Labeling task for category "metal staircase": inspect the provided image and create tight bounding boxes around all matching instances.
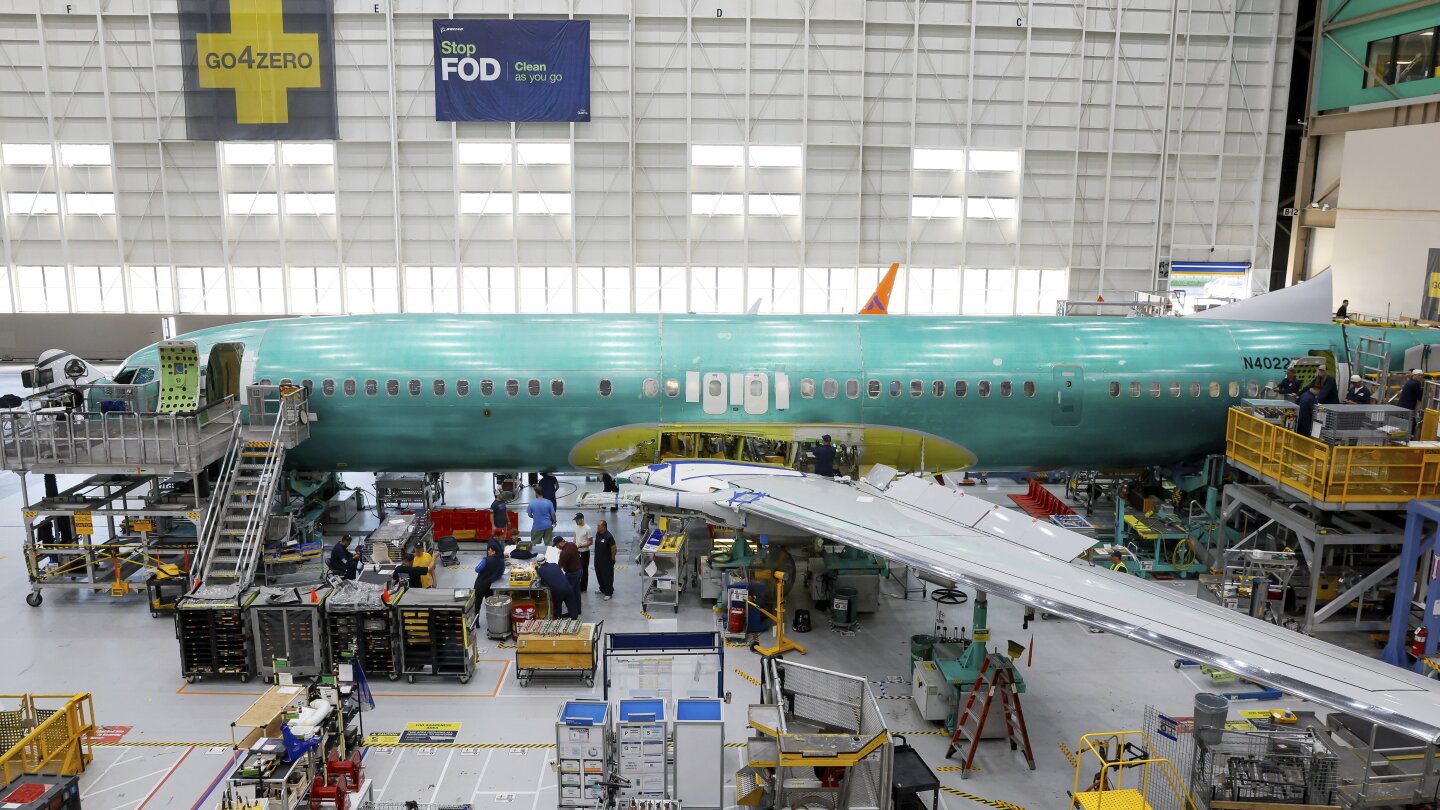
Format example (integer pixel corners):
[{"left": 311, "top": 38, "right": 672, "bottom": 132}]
[
  {"left": 188, "top": 385, "right": 310, "bottom": 600},
  {"left": 1351, "top": 332, "right": 1392, "bottom": 400}
]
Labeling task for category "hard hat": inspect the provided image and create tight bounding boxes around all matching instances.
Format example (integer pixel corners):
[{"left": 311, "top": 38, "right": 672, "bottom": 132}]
[
  {"left": 1351, "top": 375, "right": 1362, "bottom": 382},
  {"left": 1413, "top": 369, "right": 1426, "bottom": 375}
]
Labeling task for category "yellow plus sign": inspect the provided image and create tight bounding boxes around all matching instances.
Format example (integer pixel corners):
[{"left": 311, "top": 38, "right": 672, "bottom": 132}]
[{"left": 195, "top": 0, "right": 321, "bottom": 125}]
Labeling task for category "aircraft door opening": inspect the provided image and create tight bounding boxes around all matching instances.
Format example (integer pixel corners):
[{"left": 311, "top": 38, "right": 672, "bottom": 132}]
[
  {"left": 744, "top": 372, "right": 769, "bottom": 415},
  {"left": 206, "top": 342, "right": 244, "bottom": 406},
  {"left": 1052, "top": 365, "right": 1083, "bottom": 426},
  {"left": 703, "top": 372, "right": 727, "bottom": 415}
]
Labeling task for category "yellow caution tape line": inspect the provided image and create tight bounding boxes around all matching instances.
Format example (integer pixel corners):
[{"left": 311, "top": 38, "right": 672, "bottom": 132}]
[
  {"left": 896, "top": 730, "right": 947, "bottom": 736},
  {"left": 363, "top": 739, "right": 555, "bottom": 749},
  {"left": 640, "top": 610, "right": 653, "bottom": 619},
  {"left": 92, "top": 741, "right": 223, "bottom": 747},
  {"left": 877, "top": 695, "right": 913, "bottom": 701},
  {"left": 935, "top": 765, "right": 981, "bottom": 773},
  {"left": 497, "top": 642, "right": 517, "bottom": 649},
  {"left": 733, "top": 668, "right": 761, "bottom": 686},
  {"left": 939, "top": 786, "right": 1026, "bottom": 810},
  {"left": 1058, "top": 741, "right": 1078, "bottom": 768},
  {"left": 724, "top": 742, "right": 747, "bottom": 748}
]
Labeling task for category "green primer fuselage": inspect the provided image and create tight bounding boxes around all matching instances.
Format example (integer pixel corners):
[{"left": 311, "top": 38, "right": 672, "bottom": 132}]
[{"left": 116, "top": 314, "right": 1427, "bottom": 472}]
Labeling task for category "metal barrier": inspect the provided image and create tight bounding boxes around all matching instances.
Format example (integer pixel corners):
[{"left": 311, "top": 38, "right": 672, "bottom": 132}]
[
  {"left": 0, "top": 693, "right": 95, "bottom": 784},
  {"left": 245, "top": 385, "right": 310, "bottom": 448},
  {"left": 1071, "top": 730, "right": 1199, "bottom": 810},
  {"left": 1226, "top": 407, "right": 1440, "bottom": 507},
  {"left": 0, "top": 394, "right": 238, "bottom": 474}
]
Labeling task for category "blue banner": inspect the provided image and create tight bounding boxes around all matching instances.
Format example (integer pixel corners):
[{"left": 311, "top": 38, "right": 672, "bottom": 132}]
[{"left": 434, "top": 20, "right": 590, "bottom": 123}]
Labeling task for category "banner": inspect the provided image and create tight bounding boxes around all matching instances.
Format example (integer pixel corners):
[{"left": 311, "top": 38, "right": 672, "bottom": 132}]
[
  {"left": 1422, "top": 249, "right": 1440, "bottom": 322},
  {"left": 1169, "top": 261, "right": 1250, "bottom": 312},
  {"left": 434, "top": 20, "right": 590, "bottom": 122},
  {"left": 179, "top": 0, "right": 338, "bottom": 141}
]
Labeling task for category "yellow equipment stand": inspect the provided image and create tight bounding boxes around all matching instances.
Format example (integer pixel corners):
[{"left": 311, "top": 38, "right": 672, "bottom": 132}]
[
  {"left": 1070, "top": 731, "right": 1198, "bottom": 810},
  {"left": 749, "top": 571, "right": 806, "bottom": 657}
]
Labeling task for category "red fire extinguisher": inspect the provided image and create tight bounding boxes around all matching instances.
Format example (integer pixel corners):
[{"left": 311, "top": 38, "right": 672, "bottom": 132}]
[{"left": 1412, "top": 625, "right": 1428, "bottom": 658}]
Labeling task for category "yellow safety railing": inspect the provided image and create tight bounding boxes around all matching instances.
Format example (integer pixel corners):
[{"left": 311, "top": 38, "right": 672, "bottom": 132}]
[
  {"left": 1226, "top": 408, "right": 1440, "bottom": 506},
  {"left": 1072, "top": 730, "right": 1199, "bottom": 810},
  {"left": 1423, "top": 409, "right": 1439, "bottom": 442},
  {"left": 0, "top": 693, "right": 95, "bottom": 784}
]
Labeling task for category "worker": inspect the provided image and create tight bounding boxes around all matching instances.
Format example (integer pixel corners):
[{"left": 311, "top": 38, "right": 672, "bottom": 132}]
[
  {"left": 1108, "top": 550, "right": 1128, "bottom": 573},
  {"left": 811, "top": 434, "right": 837, "bottom": 477},
  {"left": 1335, "top": 299, "right": 1349, "bottom": 319},
  {"left": 327, "top": 535, "right": 359, "bottom": 580},
  {"left": 572, "top": 513, "right": 595, "bottom": 592},
  {"left": 490, "top": 495, "right": 511, "bottom": 540},
  {"left": 1397, "top": 369, "right": 1426, "bottom": 411},
  {"left": 473, "top": 548, "right": 504, "bottom": 598},
  {"left": 536, "top": 554, "right": 580, "bottom": 619},
  {"left": 410, "top": 542, "right": 435, "bottom": 588},
  {"left": 556, "top": 535, "right": 583, "bottom": 612},
  {"left": 538, "top": 472, "right": 559, "bottom": 510},
  {"left": 390, "top": 554, "right": 429, "bottom": 589},
  {"left": 601, "top": 473, "right": 620, "bottom": 510},
  {"left": 593, "top": 519, "right": 617, "bottom": 601},
  {"left": 1296, "top": 382, "right": 1320, "bottom": 438},
  {"left": 1345, "top": 375, "right": 1373, "bottom": 405},
  {"left": 1274, "top": 367, "right": 1301, "bottom": 399},
  {"left": 1313, "top": 365, "right": 1339, "bottom": 405},
  {"left": 527, "top": 493, "right": 556, "bottom": 545}
]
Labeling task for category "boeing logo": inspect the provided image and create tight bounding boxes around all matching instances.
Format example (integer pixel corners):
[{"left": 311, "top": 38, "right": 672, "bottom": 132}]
[{"left": 439, "top": 26, "right": 464, "bottom": 32}]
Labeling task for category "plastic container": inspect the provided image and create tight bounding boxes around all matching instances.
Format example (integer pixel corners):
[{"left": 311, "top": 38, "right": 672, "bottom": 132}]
[
  {"left": 511, "top": 602, "right": 537, "bottom": 624},
  {"left": 910, "top": 633, "right": 936, "bottom": 661},
  {"left": 831, "top": 586, "right": 859, "bottom": 628},
  {"left": 485, "top": 595, "right": 513, "bottom": 639}
]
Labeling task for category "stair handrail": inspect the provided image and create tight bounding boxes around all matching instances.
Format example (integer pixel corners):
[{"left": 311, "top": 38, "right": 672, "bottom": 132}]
[
  {"left": 228, "top": 388, "right": 302, "bottom": 590},
  {"left": 189, "top": 417, "right": 242, "bottom": 591}
]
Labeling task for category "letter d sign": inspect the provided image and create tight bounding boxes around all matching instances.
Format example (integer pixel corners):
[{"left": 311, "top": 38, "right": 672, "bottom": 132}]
[{"left": 441, "top": 56, "right": 501, "bottom": 81}]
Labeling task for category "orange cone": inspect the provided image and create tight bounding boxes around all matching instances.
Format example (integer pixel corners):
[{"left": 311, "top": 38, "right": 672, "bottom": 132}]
[
  {"left": 381, "top": 587, "right": 391, "bottom": 604},
  {"left": 310, "top": 588, "right": 318, "bottom": 603}
]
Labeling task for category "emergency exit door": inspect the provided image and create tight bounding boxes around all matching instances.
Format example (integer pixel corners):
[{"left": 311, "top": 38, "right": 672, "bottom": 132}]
[{"left": 1052, "top": 365, "right": 1083, "bottom": 426}]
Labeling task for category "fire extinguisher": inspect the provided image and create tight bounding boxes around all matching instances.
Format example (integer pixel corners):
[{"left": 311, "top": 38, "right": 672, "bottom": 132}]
[
  {"left": 728, "top": 591, "right": 747, "bottom": 634},
  {"left": 1412, "top": 625, "right": 1428, "bottom": 659}
]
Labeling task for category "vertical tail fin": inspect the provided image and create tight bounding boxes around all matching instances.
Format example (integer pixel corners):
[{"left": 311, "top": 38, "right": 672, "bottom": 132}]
[{"left": 860, "top": 263, "right": 900, "bottom": 315}]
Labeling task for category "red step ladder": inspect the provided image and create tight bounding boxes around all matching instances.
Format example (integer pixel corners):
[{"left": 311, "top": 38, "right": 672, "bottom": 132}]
[
  {"left": 944, "top": 653, "right": 1036, "bottom": 778},
  {"left": 1009, "top": 479, "right": 1076, "bottom": 519}
]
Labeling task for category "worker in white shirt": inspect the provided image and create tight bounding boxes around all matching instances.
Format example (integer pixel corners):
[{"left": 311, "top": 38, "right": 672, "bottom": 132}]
[{"left": 572, "top": 512, "right": 596, "bottom": 592}]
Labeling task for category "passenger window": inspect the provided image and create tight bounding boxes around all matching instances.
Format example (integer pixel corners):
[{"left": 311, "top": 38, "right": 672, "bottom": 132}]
[
  {"left": 280, "top": 378, "right": 293, "bottom": 385},
  {"left": 456, "top": 380, "right": 470, "bottom": 397},
  {"left": 408, "top": 379, "right": 421, "bottom": 397},
  {"left": 715, "top": 380, "right": 727, "bottom": 398},
  {"left": 867, "top": 380, "right": 881, "bottom": 399},
  {"left": 301, "top": 379, "right": 314, "bottom": 394},
  {"left": 505, "top": 379, "right": 520, "bottom": 397},
  {"left": 480, "top": 379, "right": 495, "bottom": 397},
  {"left": 322, "top": 379, "right": 335, "bottom": 397},
  {"left": 889, "top": 380, "right": 902, "bottom": 397},
  {"left": 259, "top": 378, "right": 272, "bottom": 386},
  {"left": 528, "top": 379, "right": 541, "bottom": 397},
  {"left": 343, "top": 379, "right": 356, "bottom": 396},
  {"left": 433, "top": 380, "right": 445, "bottom": 397},
  {"left": 1189, "top": 381, "right": 1200, "bottom": 398},
  {"left": 846, "top": 379, "right": 860, "bottom": 399},
  {"left": 1149, "top": 382, "right": 1161, "bottom": 398},
  {"left": 800, "top": 378, "right": 815, "bottom": 399},
  {"left": 1023, "top": 381, "right": 1035, "bottom": 397},
  {"left": 1247, "top": 380, "right": 1260, "bottom": 397},
  {"left": 1228, "top": 381, "right": 1240, "bottom": 397},
  {"left": 956, "top": 381, "right": 967, "bottom": 397},
  {"left": 1208, "top": 381, "right": 1220, "bottom": 398},
  {"left": 910, "top": 380, "right": 923, "bottom": 398},
  {"left": 1129, "top": 381, "right": 1140, "bottom": 398},
  {"left": 1000, "top": 381, "right": 1012, "bottom": 397},
  {"left": 1169, "top": 381, "right": 1181, "bottom": 398},
  {"left": 364, "top": 379, "right": 377, "bottom": 396},
  {"left": 386, "top": 379, "right": 400, "bottom": 396},
  {"left": 599, "top": 379, "right": 612, "bottom": 397},
  {"left": 978, "top": 380, "right": 991, "bottom": 398},
  {"left": 1109, "top": 381, "right": 1120, "bottom": 397},
  {"left": 551, "top": 379, "right": 564, "bottom": 397},
  {"left": 643, "top": 378, "right": 659, "bottom": 397},
  {"left": 933, "top": 380, "right": 945, "bottom": 398},
  {"left": 823, "top": 379, "right": 838, "bottom": 399}
]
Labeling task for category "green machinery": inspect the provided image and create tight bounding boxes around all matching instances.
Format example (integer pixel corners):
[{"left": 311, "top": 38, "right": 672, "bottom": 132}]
[{"left": 926, "top": 593, "right": 1026, "bottom": 733}]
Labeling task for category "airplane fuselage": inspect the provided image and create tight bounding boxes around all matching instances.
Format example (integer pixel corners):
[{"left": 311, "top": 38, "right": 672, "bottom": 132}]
[{"left": 113, "top": 314, "right": 1431, "bottom": 473}]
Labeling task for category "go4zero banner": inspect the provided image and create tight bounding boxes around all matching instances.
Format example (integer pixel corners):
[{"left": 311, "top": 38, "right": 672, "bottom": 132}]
[
  {"left": 434, "top": 19, "right": 590, "bottom": 122},
  {"left": 179, "top": 0, "right": 338, "bottom": 140}
]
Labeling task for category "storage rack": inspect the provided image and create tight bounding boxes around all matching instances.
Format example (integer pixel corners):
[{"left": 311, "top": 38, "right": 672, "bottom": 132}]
[
  {"left": 176, "top": 589, "right": 258, "bottom": 683},
  {"left": 396, "top": 588, "right": 477, "bottom": 683},
  {"left": 250, "top": 586, "right": 329, "bottom": 681},
  {"left": 615, "top": 699, "right": 670, "bottom": 800},
  {"left": 326, "top": 583, "right": 405, "bottom": 681},
  {"left": 556, "top": 700, "right": 611, "bottom": 808}
]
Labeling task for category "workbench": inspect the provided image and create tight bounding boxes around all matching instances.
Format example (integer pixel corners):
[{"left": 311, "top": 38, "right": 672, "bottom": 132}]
[
  {"left": 231, "top": 684, "right": 309, "bottom": 749},
  {"left": 491, "top": 556, "right": 553, "bottom": 619}
]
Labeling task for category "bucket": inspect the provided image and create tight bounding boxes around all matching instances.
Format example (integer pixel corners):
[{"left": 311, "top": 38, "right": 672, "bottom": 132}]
[
  {"left": 831, "top": 586, "right": 859, "bottom": 628},
  {"left": 1193, "top": 692, "right": 1230, "bottom": 745},
  {"left": 485, "top": 595, "right": 513, "bottom": 638},
  {"left": 910, "top": 633, "right": 936, "bottom": 662},
  {"left": 511, "top": 602, "right": 537, "bottom": 625}
]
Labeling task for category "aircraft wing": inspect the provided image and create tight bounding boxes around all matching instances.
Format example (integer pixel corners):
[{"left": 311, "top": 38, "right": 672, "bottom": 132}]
[{"left": 633, "top": 463, "right": 1440, "bottom": 743}]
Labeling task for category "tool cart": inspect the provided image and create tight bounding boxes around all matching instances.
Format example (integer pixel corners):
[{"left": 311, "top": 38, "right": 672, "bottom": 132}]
[
  {"left": 640, "top": 530, "right": 685, "bottom": 613},
  {"left": 326, "top": 583, "right": 405, "bottom": 680},
  {"left": 397, "top": 588, "right": 477, "bottom": 683},
  {"left": 250, "top": 586, "right": 329, "bottom": 681},
  {"left": 176, "top": 589, "right": 258, "bottom": 683},
  {"left": 515, "top": 619, "right": 603, "bottom": 687}
]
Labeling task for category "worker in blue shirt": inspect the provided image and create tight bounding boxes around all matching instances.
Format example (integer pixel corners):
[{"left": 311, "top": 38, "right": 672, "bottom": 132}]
[
  {"left": 327, "top": 535, "right": 358, "bottom": 580},
  {"left": 538, "top": 472, "right": 559, "bottom": 510},
  {"left": 1313, "top": 365, "right": 1339, "bottom": 405},
  {"left": 536, "top": 558, "right": 580, "bottom": 619},
  {"left": 811, "top": 435, "right": 837, "bottom": 477},
  {"left": 473, "top": 548, "right": 504, "bottom": 598},
  {"left": 490, "top": 495, "right": 511, "bottom": 540},
  {"left": 1296, "top": 382, "right": 1320, "bottom": 438},
  {"left": 1345, "top": 375, "right": 1373, "bottom": 405},
  {"left": 1274, "top": 368, "right": 1301, "bottom": 399},
  {"left": 527, "top": 496, "right": 556, "bottom": 545},
  {"left": 1397, "top": 369, "right": 1426, "bottom": 410}
]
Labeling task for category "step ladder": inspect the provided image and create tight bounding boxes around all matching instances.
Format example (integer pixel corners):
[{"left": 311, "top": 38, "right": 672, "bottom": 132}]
[
  {"left": 944, "top": 653, "right": 1035, "bottom": 778},
  {"left": 188, "top": 427, "right": 288, "bottom": 600},
  {"left": 1351, "top": 332, "right": 1392, "bottom": 400}
]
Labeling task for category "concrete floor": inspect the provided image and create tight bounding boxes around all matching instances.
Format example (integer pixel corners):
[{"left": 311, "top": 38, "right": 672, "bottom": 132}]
[{"left": 1, "top": 466, "right": 1328, "bottom": 810}]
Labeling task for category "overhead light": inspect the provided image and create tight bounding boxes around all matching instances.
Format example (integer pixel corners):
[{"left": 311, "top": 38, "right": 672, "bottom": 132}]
[
  {"left": 913, "top": 148, "right": 965, "bottom": 170},
  {"left": 3, "top": 144, "right": 53, "bottom": 166},
  {"left": 691, "top": 145, "right": 745, "bottom": 167},
  {"left": 749, "top": 145, "right": 802, "bottom": 168},
  {"left": 911, "top": 196, "right": 964, "bottom": 218},
  {"left": 458, "top": 143, "right": 513, "bottom": 165},
  {"left": 60, "top": 144, "right": 112, "bottom": 166}
]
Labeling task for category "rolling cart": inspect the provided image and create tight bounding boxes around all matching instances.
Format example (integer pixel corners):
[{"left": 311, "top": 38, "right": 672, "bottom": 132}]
[
  {"left": 326, "top": 584, "right": 405, "bottom": 681},
  {"left": 515, "top": 620, "right": 603, "bottom": 687},
  {"left": 176, "top": 589, "right": 258, "bottom": 683},
  {"left": 250, "top": 586, "right": 329, "bottom": 681},
  {"left": 397, "top": 588, "right": 477, "bottom": 683},
  {"left": 641, "top": 531, "right": 685, "bottom": 614}
]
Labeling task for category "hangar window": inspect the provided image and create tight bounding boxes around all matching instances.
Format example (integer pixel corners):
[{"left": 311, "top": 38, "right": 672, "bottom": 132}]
[
  {"left": 910, "top": 380, "right": 923, "bottom": 398},
  {"left": 1129, "top": 381, "right": 1141, "bottom": 398},
  {"left": 480, "top": 379, "right": 495, "bottom": 397},
  {"left": 1149, "top": 382, "right": 1161, "bottom": 398},
  {"left": 1246, "top": 380, "right": 1260, "bottom": 397},
  {"left": 1189, "top": 381, "right": 1200, "bottom": 398},
  {"left": 364, "top": 379, "right": 377, "bottom": 396},
  {"left": 1208, "top": 381, "right": 1220, "bottom": 397},
  {"left": 1023, "top": 381, "right": 1035, "bottom": 397},
  {"left": 1169, "top": 381, "right": 1181, "bottom": 398},
  {"left": 643, "top": 378, "right": 659, "bottom": 398},
  {"left": 956, "top": 380, "right": 967, "bottom": 397},
  {"left": 505, "top": 379, "right": 519, "bottom": 397},
  {"left": 978, "top": 380, "right": 991, "bottom": 398},
  {"left": 933, "top": 380, "right": 945, "bottom": 397},
  {"left": 1109, "top": 381, "right": 1120, "bottom": 397},
  {"left": 669, "top": 379, "right": 682, "bottom": 397},
  {"left": 1000, "top": 381, "right": 1013, "bottom": 397},
  {"left": 384, "top": 379, "right": 399, "bottom": 396},
  {"left": 845, "top": 379, "right": 860, "bottom": 399},
  {"left": 551, "top": 379, "right": 564, "bottom": 397},
  {"left": 823, "top": 379, "right": 838, "bottom": 399},
  {"left": 408, "top": 379, "right": 421, "bottom": 397},
  {"left": 867, "top": 380, "right": 881, "bottom": 398},
  {"left": 456, "top": 380, "right": 470, "bottom": 397},
  {"left": 433, "top": 380, "right": 445, "bottom": 396},
  {"left": 528, "top": 379, "right": 541, "bottom": 397},
  {"left": 800, "top": 378, "right": 815, "bottom": 399},
  {"left": 322, "top": 379, "right": 335, "bottom": 397},
  {"left": 1228, "top": 381, "right": 1239, "bottom": 397},
  {"left": 599, "top": 379, "right": 612, "bottom": 397},
  {"left": 343, "top": 379, "right": 356, "bottom": 396},
  {"left": 890, "top": 380, "right": 902, "bottom": 397}
]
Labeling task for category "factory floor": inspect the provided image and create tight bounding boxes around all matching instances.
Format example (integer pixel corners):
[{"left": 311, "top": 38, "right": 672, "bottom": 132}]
[{"left": 0, "top": 471, "right": 1323, "bottom": 810}]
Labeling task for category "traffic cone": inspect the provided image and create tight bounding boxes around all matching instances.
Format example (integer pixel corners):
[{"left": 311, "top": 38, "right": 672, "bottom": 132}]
[
  {"left": 381, "top": 587, "right": 391, "bottom": 604},
  {"left": 310, "top": 587, "right": 318, "bottom": 603}
]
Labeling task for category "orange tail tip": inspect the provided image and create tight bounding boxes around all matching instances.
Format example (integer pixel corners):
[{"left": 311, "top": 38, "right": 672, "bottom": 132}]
[{"left": 860, "top": 263, "right": 900, "bottom": 315}]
